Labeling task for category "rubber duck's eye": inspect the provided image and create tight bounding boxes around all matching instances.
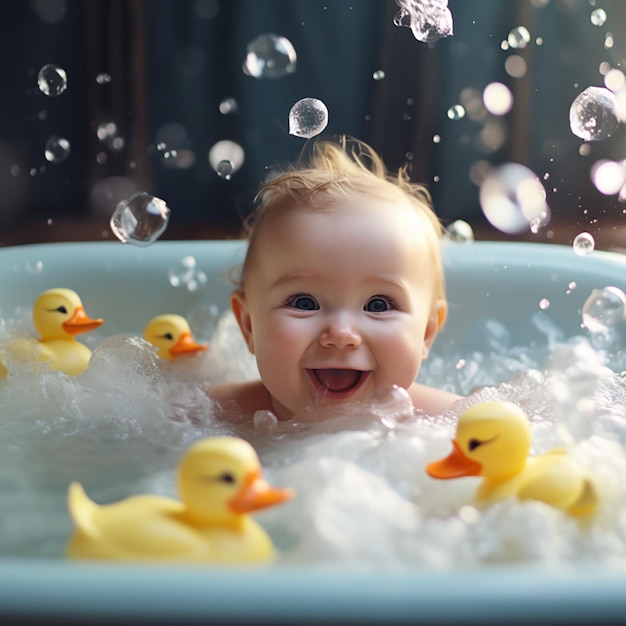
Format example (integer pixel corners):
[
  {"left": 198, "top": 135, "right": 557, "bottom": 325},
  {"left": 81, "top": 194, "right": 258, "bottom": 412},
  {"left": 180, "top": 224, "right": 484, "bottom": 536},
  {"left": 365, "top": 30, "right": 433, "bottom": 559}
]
[
  {"left": 161, "top": 332, "right": 174, "bottom": 341},
  {"left": 468, "top": 438, "right": 482, "bottom": 451},
  {"left": 48, "top": 305, "right": 67, "bottom": 314},
  {"left": 218, "top": 472, "right": 235, "bottom": 484}
]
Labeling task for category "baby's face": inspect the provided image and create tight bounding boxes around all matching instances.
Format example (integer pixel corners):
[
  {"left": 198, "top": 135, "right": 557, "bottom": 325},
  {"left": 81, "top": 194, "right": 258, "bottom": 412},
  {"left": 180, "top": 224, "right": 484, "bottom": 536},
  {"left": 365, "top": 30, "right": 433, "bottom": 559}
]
[{"left": 232, "top": 198, "right": 443, "bottom": 420}]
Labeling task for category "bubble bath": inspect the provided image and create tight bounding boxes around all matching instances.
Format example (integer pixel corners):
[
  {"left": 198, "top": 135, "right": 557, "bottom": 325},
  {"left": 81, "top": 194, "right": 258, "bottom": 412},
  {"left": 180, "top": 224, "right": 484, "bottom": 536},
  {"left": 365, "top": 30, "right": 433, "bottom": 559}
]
[{"left": 1, "top": 240, "right": 626, "bottom": 623}]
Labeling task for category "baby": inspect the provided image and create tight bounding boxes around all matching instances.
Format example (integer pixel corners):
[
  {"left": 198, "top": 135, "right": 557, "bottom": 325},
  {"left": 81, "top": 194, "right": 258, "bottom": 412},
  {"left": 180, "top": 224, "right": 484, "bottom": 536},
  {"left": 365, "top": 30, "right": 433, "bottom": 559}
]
[{"left": 207, "top": 136, "right": 461, "bottom": 421}]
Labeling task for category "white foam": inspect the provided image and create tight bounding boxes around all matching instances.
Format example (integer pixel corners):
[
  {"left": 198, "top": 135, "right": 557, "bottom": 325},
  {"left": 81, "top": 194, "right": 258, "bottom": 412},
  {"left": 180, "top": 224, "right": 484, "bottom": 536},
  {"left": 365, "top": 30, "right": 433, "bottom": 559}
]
[{"left": 1, "top": 310, "right": 626, "bottom": 571}]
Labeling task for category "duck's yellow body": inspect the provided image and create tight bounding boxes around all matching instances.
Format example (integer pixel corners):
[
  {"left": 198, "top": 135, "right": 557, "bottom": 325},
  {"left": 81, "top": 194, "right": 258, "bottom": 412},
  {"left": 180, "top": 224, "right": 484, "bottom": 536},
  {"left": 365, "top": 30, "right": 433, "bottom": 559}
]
[
  {"left": 142, "top": 314, "right": 208, "bottom": 361},
  {"left": 67, "top": 436, "right": 294, "bottom": 564},
  {"left": 2, "top": 288, "right": 103, "bottom": 377},
  {"left": 426, "top": 401, "right": 598, "bottom": 517}
]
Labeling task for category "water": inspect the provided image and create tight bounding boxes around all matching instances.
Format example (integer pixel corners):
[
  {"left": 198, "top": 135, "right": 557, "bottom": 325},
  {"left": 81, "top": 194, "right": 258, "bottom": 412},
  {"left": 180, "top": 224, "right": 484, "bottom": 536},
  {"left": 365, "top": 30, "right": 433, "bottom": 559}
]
[
  {"left": 569, "top": 86, "right": 620, "bottom": 142},
  {"left": 167, "top": 255, "right": 208, "bottom": 292},
  {"left": 110, "top": 192, "right": 171, "bottom": 247},
  {"left": 288, "top": 98, "right": 329, "bottom": 139},
  {"left": 1, "top": 304, "right": 626, "bottom": 569},
  {"left": 393, "top": 0, "right": 453, "bottom": 44}
]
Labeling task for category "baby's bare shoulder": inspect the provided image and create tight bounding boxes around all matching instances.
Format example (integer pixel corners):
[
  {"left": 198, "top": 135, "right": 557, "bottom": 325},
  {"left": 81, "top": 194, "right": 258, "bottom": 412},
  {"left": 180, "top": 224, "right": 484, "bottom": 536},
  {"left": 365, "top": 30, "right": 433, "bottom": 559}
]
[
  {"left": 205, "top": 380, "right": 271, "bottom": 418},
  {"left": 408, "top": 382, "right": 463, "bottom": 416}
]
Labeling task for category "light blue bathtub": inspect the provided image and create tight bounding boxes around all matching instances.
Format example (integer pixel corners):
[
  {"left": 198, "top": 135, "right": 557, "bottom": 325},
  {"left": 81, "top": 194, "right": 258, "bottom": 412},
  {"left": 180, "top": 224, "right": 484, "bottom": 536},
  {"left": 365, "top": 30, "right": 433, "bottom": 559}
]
[{"left": 1, "top": 239, "right": 626, "bottom": 624}]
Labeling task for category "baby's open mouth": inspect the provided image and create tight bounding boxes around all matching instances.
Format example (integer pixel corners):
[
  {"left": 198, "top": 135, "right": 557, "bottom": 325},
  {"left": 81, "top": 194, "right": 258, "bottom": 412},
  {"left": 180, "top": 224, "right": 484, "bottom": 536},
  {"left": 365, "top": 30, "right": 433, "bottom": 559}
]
[{"left": 309, "top": 369, "right": 368, "bottom": 394}]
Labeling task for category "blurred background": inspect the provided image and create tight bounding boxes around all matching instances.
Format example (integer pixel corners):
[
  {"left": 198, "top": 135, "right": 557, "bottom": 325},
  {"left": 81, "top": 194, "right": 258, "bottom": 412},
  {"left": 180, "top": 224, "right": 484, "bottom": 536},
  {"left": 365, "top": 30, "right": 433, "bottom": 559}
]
[{"left": 0, "top": 0, "right": 624, "bottom": 251}]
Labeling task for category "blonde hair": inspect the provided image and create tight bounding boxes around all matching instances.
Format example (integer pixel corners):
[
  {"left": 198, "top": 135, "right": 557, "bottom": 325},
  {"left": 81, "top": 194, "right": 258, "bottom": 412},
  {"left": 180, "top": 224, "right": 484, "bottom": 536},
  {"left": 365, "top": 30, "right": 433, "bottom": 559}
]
[{"left": 237, "top": 136, "right": 446, "bottom": 310}]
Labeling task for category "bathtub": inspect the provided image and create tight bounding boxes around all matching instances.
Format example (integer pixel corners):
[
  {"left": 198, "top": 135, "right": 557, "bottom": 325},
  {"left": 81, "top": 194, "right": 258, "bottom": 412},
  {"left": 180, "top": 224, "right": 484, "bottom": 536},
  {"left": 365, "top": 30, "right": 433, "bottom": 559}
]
[{"left": 1, "top": 239, "right": 626, "bottom": 625}]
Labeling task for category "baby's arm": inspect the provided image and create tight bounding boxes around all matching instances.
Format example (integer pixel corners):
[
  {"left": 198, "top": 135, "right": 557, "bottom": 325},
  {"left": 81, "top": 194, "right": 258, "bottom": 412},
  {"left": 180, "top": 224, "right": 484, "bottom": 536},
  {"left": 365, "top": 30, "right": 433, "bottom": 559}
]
[{"left": 408, "top": 382, "right": 463, "bottom": 416}]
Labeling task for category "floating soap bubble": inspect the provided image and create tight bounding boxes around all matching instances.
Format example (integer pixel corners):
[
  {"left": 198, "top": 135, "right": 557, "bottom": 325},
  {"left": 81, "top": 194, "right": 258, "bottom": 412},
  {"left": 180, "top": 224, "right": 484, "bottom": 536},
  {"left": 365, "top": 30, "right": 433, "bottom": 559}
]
[
  {"left": 479, "top": 163, "right": 550, "bottom": 234},
  {"left": 447, "top": 104, "right": 465, "bottom": 120},
  {"left": 373, "top": 70, "right": 385, "bottom": 80},
  {"left": 44, "top": 135, "right": 70, "bottom": 163},
  {"left": 215, "top": 160, "right": 234, "bottom": 180},
  {"left": 370, "top": 385, "right": 414, "bottom": 429},
  {"left": 208, "top": 140, "right": 244, "bottom": 178},
  {"left": 573, "top": 232, "right": 595, "bottom": 256},
  {"left": 507, "top": 26, "right": 531, "bottom": 49},
  {"left": 243, "top": 33, "right": 296, "bottom": 79},
  {"left": 483, "top": 82, "right": 513, "bottom": 116},
  {"left": 393, "top": 0, "right": 453, "bottom": 43},
  {"left": 167, "top": 256, "right": 208, "bottom": 292},
  {"left": 37, "top": 63, "right": 67, "bottom": 97},
  {"left": 445, "top": 219, "right": 474, "bottom": 243},
  {"left": 590, "top": 159, "right": 625, "bottom": 195},
  {"left": 569, "top": 87, "right": 619, "bottom": 141},
  {"left": 288, "top": 98, "right": 329, "bottom": 139},
  {"left": 582, "top": 287, "right": 626, "bottom": 334},
  {"left": 218, "top": 97, "right": 238, "bottom": 114},
  {"left": 95, "top": 73, "right": 112, "bottom": 84},
  {"left": 110, "top": 192, "right": 170, "bottom": 247},
  {"left": 590, "top": 8, "right": 607, "bottom": 27}
]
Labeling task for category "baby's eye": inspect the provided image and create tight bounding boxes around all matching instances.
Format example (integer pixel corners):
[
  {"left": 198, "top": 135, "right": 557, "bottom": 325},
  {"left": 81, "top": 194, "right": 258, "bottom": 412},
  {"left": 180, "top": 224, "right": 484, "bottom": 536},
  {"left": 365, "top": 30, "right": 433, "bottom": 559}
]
[
  {"left": 364, "top": 296, "right": 394, "bottom": 313},
  {"left": 287, "top": 294, "right": 319, "bottom": 311}
]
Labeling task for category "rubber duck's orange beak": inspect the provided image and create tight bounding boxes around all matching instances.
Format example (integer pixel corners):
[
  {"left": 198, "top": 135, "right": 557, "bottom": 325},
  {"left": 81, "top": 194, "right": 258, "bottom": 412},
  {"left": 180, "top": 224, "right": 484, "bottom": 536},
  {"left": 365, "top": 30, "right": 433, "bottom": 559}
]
[
  {"left": 229, "top": 469, "right": 295, "bottom": 514},
  {"left": 62, "top": 307, "right": 104, "bottom": 336},
  {"left": 426, "top": 440, "right": 482, "bottom": 479},
  {"left": 169, "top": 332, "right": 208, "bottom": 358}
]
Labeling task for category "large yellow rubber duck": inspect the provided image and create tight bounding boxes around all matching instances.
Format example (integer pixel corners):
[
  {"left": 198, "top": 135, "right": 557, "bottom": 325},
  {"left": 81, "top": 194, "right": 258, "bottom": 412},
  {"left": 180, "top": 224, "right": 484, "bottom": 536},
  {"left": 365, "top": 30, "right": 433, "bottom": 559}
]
[
  {"left": 426, "top": 401, "right": 598, "bottom": 517},
  {"left": 66, "top": 436, "right": 295, "bottom": 563},
  {"left": 4, "top": 288, "right": 103, "bottom": 377},
  {"left": 143, "top": 314, "right": 208, "bottom": 361}
]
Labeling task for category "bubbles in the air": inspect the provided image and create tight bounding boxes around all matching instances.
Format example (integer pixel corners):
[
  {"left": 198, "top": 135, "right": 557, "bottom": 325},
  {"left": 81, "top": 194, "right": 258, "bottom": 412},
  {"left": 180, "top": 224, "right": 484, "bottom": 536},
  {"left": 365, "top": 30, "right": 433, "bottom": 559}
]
[
  {"left": 243, "top": 33, "right": 296, "bottom": 79},
  {"left": 507, "top": 26, "right": 531, "bottom": 49},
  {"left": 483, "top": 82, "right": 513, "bottom": 116},
  {"left": 95, "top": 73, "right": 112, "bottom": 84},
  {"left": 219, "top": 97, "right": 238, "bottom": 114},
  {"left": 569, "top": 86, "right": 620, "bottom": 141},
  {"left": 590, "top": 159, "right": 626, "bottom": 195},
  {"left": 590, "top": 8, "right": 607, "bottom": 27},
  {"left": 572, "top": 232, "right": 595, "bottom": 256},
  {"left": 44, "top": 135, "right": 71, "bottom": 163},
  {"left": 447, "top": 104, "right": 465, "bottom": 120},
  {"left": 479, "top": 163, "right": 550, "bottom": 234},
  {"left": 288, "top": 98, "right": 329, "bottom": 139},
  {"left": 37, "top": 64, "right": 67, "bottom": 97},
  {"left": 110, "top": 192, "right": 170, "bottom": 247},
  {"left": 167, "top": 256, "right": 208, "bottom": 292},
  {"left": 215, "top": 160, "right": 234, "bottom": 180},
  {"left": 444, "top": 219, "right": 474, "bottom": 243},
  {"left": 582, "top": 287, "right": 626, "bottom": 334},
  {"left": 208, "top": 140, "right": 244, "bottom": 178},
  {"left": 393, "top": 0, "right": 453, "bottom": 43},
  {"left": 373, "top": 70, "right": 386, "bottom": 80}
]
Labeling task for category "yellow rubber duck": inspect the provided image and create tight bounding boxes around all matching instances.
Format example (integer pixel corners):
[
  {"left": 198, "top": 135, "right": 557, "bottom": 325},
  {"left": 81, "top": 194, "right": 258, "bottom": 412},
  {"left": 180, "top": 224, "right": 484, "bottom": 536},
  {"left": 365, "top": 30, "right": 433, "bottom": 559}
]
[
  {"left": 426, "top": 401, "right": 598, "bottom": 517},
  {"left": 143, "top": 314, "right": 208, "bottom": 361},
  {"left": 5, "top": 288, "right": 103, "bottom": 377},
  {"left": 66, "top": 436, "right": 295, "bottom": 563}
]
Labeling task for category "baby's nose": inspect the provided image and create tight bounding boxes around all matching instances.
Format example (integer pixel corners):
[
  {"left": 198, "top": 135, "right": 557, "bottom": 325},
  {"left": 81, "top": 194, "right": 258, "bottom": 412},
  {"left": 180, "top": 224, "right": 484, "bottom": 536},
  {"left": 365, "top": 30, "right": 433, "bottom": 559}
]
[{"left": 319, "top": 314, "right": 362, "bottom": 349}]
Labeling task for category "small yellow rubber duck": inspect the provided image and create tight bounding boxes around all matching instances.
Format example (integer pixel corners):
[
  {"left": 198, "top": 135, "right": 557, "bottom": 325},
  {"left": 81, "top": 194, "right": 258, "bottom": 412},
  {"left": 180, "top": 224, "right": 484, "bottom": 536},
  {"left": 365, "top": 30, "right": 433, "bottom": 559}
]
[
  {"left": 66, "top": 436, "right": 295, "bottom": 563},
  {"left": 426, "top": 401, "right": 598, "bottom": 517},
  {"left": 143, "top": 314, "right": 208, "bottom": 361},
  {"left": 5, "top": 288, "right": 103, "bottom": 377}
]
